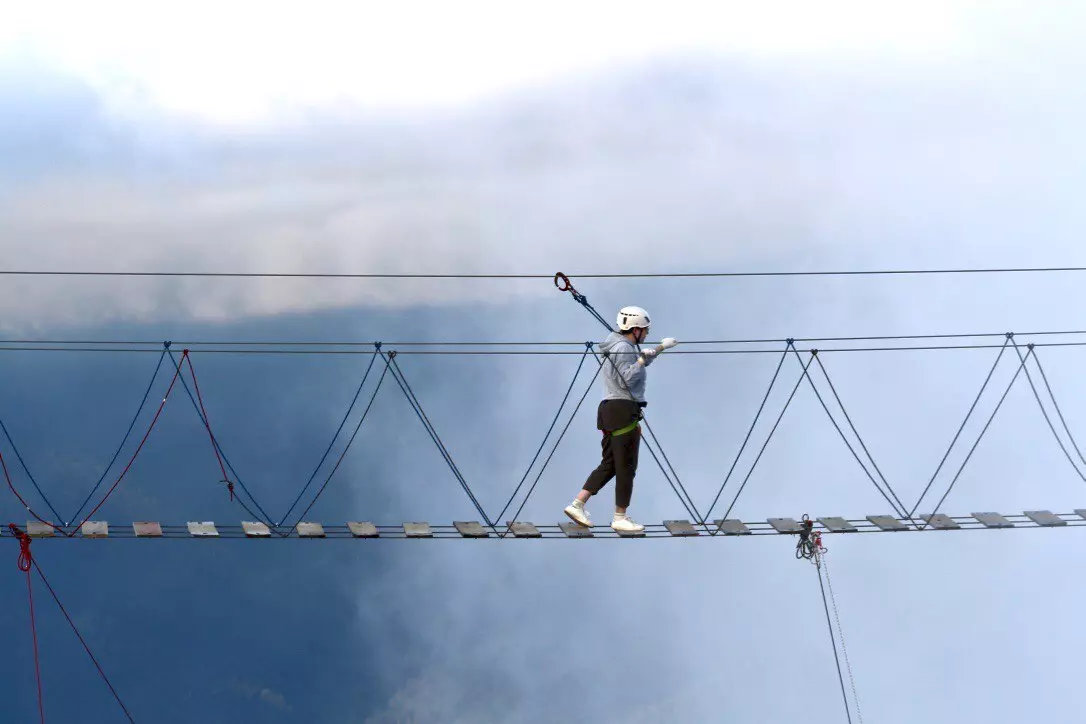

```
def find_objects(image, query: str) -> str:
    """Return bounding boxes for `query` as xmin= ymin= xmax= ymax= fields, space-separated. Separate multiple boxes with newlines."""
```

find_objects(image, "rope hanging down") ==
xmin=8 ymin=525 xmax=136 ymax=723
xmin=10 ymin=524 xmax=44 ymax=724
xmin=794 ymin=518 xmax=863 ymax=724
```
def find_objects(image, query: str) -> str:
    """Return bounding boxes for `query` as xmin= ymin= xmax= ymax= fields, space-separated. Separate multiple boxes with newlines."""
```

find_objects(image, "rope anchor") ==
xmin=795 ymin=514 xmax=826 ymax=564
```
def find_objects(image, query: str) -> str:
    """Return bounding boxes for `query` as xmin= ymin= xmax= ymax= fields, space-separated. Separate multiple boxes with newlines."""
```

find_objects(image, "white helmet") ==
xmin=616 ymin=306 xmax=651 ymax=332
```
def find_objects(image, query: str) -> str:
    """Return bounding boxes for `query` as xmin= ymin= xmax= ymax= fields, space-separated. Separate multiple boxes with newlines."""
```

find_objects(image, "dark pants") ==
xmin=582 ymin=399 xmax=643 ymax=508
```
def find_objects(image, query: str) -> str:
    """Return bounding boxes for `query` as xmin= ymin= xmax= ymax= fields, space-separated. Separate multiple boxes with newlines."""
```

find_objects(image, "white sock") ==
xmin=571 ymin=499 xmax=584 ymax=508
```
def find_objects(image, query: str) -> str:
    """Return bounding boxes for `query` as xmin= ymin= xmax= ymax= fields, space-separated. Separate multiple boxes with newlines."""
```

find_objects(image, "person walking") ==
xmin=564 ymin=306 xmax=676 ymax=533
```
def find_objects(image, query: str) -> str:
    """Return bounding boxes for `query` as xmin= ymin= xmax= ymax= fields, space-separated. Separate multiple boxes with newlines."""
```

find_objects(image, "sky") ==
xmin=3 ymin=1 xmax=1086 ymax=721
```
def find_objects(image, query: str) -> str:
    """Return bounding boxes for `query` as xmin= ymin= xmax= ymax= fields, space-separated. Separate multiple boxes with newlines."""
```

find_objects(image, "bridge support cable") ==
xmin=0 ymin=418 xmax=64 ymax=525
xmin=286 ymin=355 xmax=393 ymax=530
xmin=501 ymin=352 xmax=604 ymax=537
xmin=278 ymin=346 xmax=382 ymax=526
xmin=1030 ymin=348 xmax=1086 ymax=469
xmin=637 ymin=411 xmax=708 ymax=532
xmin=1009 ymin=340 xmax=1086 ymax=483
xmin=165 ymin=349 xmax=277 ymax=529
xmin=702 ymin=346 xmax=790 ymax=524
xmin=808 ymin=351 xmax=910 ymax=519
xmin=494 ymin=345 xmax=593 ymax=528
xmin=788 ymin=346 xmax=909 ymax=520
xmin=68 ymin=348 xmax=168 ymax=526
xmin=75 ymin=350 xmax=189 ymax=531
xmin=383 ymin=352 xmax=495 ymax=530
xmin=717 ymin=351 xmax=816 ymax=526
xmin=919 ymin=344 xmax=1035 ymax=527
xmin=908 ymin=339 xmax=1011 ymax=523
xmin=1029 ymin=349 xmax=1086 ymax=471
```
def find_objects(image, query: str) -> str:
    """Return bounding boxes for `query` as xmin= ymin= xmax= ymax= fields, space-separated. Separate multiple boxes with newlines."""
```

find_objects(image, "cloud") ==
xmin=226 ymin=678 xmax=291 ymax=712
xmin=4 ymin=47 xmax=1086 ymax=334
xmin=3 ymin=0 xmax=974 ymax=123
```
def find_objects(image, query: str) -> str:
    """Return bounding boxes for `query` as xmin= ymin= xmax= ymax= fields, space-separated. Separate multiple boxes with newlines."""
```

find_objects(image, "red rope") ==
xmin=10 ymin=525 xmax=45 ymax=723
xmin=33 ymin=560 xmax=137 ymax=723
xmin=78 ymin=350 xmax=188 ymax=526
xmin=1 ymin=446 xmax=66 ymax=537
xmin=183 ymin=353 xmax=231 ymax=489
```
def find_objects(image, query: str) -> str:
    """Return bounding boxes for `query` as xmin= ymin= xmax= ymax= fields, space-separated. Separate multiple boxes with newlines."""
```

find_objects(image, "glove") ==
xmin=639 ymin=348 xmax=657 ymax=365
xmin=660 ymin=338 xmax=678 ymax=350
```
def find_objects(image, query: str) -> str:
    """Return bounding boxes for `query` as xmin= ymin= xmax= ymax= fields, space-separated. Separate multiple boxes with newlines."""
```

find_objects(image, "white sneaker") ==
xmin=564 ymin=501 xmax=593 ymax=527
xmin=611 ymin=514 xmax=645 ymax=533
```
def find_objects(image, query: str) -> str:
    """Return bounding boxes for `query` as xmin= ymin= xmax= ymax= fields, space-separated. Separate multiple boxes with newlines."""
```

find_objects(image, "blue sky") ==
xmin=4 ymin=2 xmax=1086 ymax=721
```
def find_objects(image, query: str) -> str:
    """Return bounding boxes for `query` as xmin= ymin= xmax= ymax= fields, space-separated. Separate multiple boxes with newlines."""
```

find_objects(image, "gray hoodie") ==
xmin=598 ymin=331 xmax=653 ymax=403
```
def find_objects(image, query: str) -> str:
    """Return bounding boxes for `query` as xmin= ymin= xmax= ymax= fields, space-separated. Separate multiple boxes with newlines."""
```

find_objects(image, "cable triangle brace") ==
xmin=788 ymin=345 xmax=910 ymax=519
xmin=494 ymin=343 xmax=594 ymax=528
xmin=285 ymin=351 xmax=393 ymax=530
xmin=278 ymin=343 xmax=384 ymax=527
xmin=382 ymin=351 xmax=496 ymax=530
xmin=714 ymin=345 xmax=816 ymax=526
xmin=1009 ymin=339 xmax=1086 ymax=483
xmin=165 ymin=349 xmax=277 ymax=528
xmin=915 ymin=339 xmax=1034 ymax=527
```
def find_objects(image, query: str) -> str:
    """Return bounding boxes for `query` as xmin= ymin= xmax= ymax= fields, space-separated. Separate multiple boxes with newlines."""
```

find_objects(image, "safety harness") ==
xmin=606 ymin=419 xmax=641 ymax=437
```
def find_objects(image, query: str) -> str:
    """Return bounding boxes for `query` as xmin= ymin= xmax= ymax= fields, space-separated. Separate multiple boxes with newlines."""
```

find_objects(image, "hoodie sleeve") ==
xmin=609 ymin=339 xmax=646 ymax=389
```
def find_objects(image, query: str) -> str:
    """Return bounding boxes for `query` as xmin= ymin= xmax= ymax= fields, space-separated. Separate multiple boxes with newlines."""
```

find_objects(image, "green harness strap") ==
xmin=610 ymin=420 xmax=641 ymax=437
